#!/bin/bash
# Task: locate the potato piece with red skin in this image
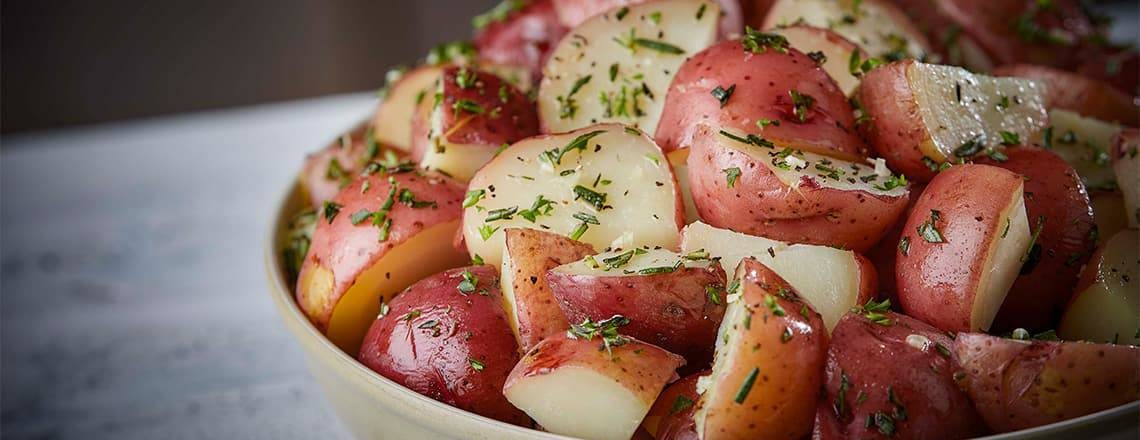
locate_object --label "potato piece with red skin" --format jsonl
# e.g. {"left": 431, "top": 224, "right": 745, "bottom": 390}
{"left": 299, "top": 121, "right": 408, "bottom": 208}
{"left": 473, "top": 0, "right": 567, "bottom": 85}
{"left": 1058, "top": 229, "right": 1140, "bottom": 345}
{"left": 687, "top": 124, "right": 909, "bottom": 251}
{"left": 954, "top": 332, "right": 1140, "bottom": 433}
{"left": 501, "top": 228, "right": 596, "bottom": 352}
{"left": 895, "top": 164, "right": 1032, "bottom": 333}
{"left": 857, "top": 60, "right": 1048, "bottom": 182}
{"left": 358, "top": 265, "right": 529, "bottom": 426}
{"left": 295, "top": 170, "right": 470, "bottom": 353}
{"left": 694, "top": 258, "right": 829, "bottom": 440}
{"left": 546, "top": 248, "right": 727, "bottom": 365}
{"left": 643, "top": 371, "right": 704, "bottom": 440}
{"left": 974, "top": 147, "right": 1096, "bottom": 332}
{"left": 655, "top": 38, "right": 867, "bottom": 160}
{"left": 770, "top": 25, "right": 864, "bottom": 96}
{"left": 371, "top": 65, "right": 444, "bottom": 152}
{"left": 1112, "top": 128, "right": 1140, "bottom": 228}
{"left": 813, "top": 311, "right": 987, "bottom": 440}
{"left": 550, "top": 0, "right": 744, "bottom": 40}
{"left": 503, "top": 331, "right": 685, "bottom": 440}
{"left": 410, "top": 66, "right": 539, "bottom": 181}
{"left": 864, "top": 183, "right": 923, "bottom": 303}
{"left": 991, "top": 64, "right": 1139, "bottom": 125}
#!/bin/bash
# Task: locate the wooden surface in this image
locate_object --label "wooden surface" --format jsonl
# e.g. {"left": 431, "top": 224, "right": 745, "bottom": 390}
{"left": 1, "top": 94, "right": 377, "bottom": 439}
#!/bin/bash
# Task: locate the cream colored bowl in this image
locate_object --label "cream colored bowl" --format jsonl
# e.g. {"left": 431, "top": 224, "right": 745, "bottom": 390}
{"left": 266, "top": 182, "right": 1138, "bottom": 440}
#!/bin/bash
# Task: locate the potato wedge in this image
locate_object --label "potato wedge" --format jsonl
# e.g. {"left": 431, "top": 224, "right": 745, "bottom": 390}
{"left": 681, "top": 221, "right": 876, "bottom": 330}
{"left": 546, "top": 247, "right": 727, "bottom": 364}
{"left": 814, "top": 310, "right": 986, "bottom": 439}
{"left": 976, "top": 147, "right": 1096, "bottom": 332}
{"left": 857, "top": 60, "right": 1048, "bottom": 181}
{"left": 473, "top": 0, "right": 568, "bottom": 86}
{"left": 504, "top": 327, "right": 685, "bottom": 440}
{"left": 1034, "top": 109, "right": 1122, "bottom": 192}
{"left": 372, "top": 66, "right": 445, "bottom": 152}
{"left": 643, "top": 371, "right": 703, "bottom": 440}
{"left": 300, "top": 121, "right": 407, "bottom": 208}
{"left": 895, "top": 164, "right": 1031, "bottom": 332}
{"left": 992, "top": 64, "right": 1139, "bottom": 125}
{"left": 955, "top": 332, "right": 1140, "bottom": 433}
{"left": 501, "top": 227, "right": 596, "bottom": 352}
{"left": 410, "top": 66, "right": 539, "bottom": 181}
{"left": 694, "top": 258, "right": 828, "bottom": 440}
{"left": 296, "top": 170, "right": 470, "bottom": 353}
{"left": 770, "top": 25, "right": 863, "bottom": 96}
{"left": 462, "top": 124, "right": 684, "bottom": 268}
{"left": 538, "top": 0, "right": 720, "bottom": 134}
{"left": 688, "top": 125, "right": 909, "bottom": 250}
{"left": 657, "top": 36, "right": 867, "bottom": 160}
{"left": 1112, "top": 128, "right": 1140, "bottom": 228}
{"left": 1058, "top": 229, "right": 1139, "bottom": 345}
{"left": 358, "top": 266, "right": 528, "bottom": 425}
{"left": 761, "top": 0, "right": 931, "bottom": 62}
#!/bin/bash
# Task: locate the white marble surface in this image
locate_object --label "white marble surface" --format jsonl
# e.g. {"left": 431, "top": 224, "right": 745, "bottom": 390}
{"left": 1, "top": 93, "right": 378, "bottom": 439}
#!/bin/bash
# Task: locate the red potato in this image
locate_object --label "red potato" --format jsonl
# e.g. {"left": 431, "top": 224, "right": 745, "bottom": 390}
{"left": 551, "top": 0, "right": 744, "bottom": 40}
{"left": 954, "top": 332, "right": 1140, "bottom": 433}
{"left": 770, "top": 25, "right": 863, "bottom": 96}
{"left": 1058, "top": 229, "right": 1139, "bottom": 345}
{"left": 687, "top": 125, "right": 910, "bottom": 251}
{"left": 694, "top": 258, "right": 829, "bottom": 440}
{"left": 462, "top": 124, "right": 684, "bottom": 269}
{"left": 410, "top": 66, "right": 539, "bottom": 181}
{"left": 546, "top": 247, "right": 727, "bottom": 365}
{"left": 656, "top": 36, "right": 868, "bottom": 160}
{"left": 371, "top": 66, "right": 445, "bottom": 152}
{"left": 1112, "top": 129, "right": 1140, "bottom": 228}
{"left": 643, "top": 371, "right": 703, "bottom": 440}
{"left": 992, "top": 64, "right": 1139, "bottom": 126}
{"left": 1036, "top": 109, "right": 1122, "bottom": 192}
{"left": 501, "top": 228, "right": 596, "bottom": 352}
{"left": 761, "top": 0, "right": 931, "bottom": 62}
{"left": 976, "top": 147, "right": 1096, "bottom": 332}
{"left": 295, "top": 170, "right": 470, "bottom": 353}
{"left": 682, "top": 221, "right": 877, "bottom": 330}
{"left": 473, "top": 0, "right": 568, "bottom": 86}
{"left": 864, "top": 182, "right": 923, "bottom": 303}
{"left": 857, "top": 60, "right": 1048, "bottom": 182}
{"left": 299, "top": 121, "right": 407, "bottom": 208}
{"left": 814, "top": 311, "right": 986, "bottom": 440}
{"left": 1075, "top": 48, "right": 1140, "bottom": 97}
{"left": 538, "top": 0, "right": 720, "bottom": 135}
{"left": 895, "top": 164, "right": 1032, "bottom": 333}
{"left": 358, "top": 266, "right": 528, "bottom": 426}
{"left": 503, "top": 329, "right": 685, "bottom": 440}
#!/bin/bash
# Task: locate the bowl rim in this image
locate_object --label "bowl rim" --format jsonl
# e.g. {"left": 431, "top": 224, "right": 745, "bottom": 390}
{"left": 266, "top": 179, "right": 1138, "bottom": 439}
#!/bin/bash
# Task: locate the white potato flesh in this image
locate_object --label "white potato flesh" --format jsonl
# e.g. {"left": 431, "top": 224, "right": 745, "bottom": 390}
{"left": 463, "top": 124, "right": 681, "bottom": 268}
{"left": 1058, "top": 229, "right": 1139, "bottom": 345}
{"left": 538, "top": 0, "right": 719, "bottom": 134}
{"left": 504, "top": 368, "right": 647, "bottom": 440}
{"left": 553, "top": 247, "right": 714, "bottom": 276}
{"left": 1034, "top": 109, "right": 1121, "bottom": 191}
{"left": 500, "top": 250, "right": 524, "bottom": 339}
{"left": 909, "top": 63, "right": 1048, "bottom": 161}
{"left": 1113, "top": 136, "right": 1139, "bottom": 228}
{"left": 762, "top": 0, "right": 928, "bottom": 60}
{"left": 372, "top": 67, "right": 442, "bottom": 151}
{"left": 717, "top": 127, "right": 908, "bottom": 197}
{"left": 971, "top": 188, "right": 1031, "bottom": 331}
{"left": 681, "top": 221, "right": 861, "bottom": 330}
{"left": 771, "top": 26, "right": 861, "bottom": 96}
{"left": 693, "top": 281, "right": 747, "bottom": 435}
{"left": 668, "top": 150, "right": 700, "bottom": 223}
{"left": 420, "top": 105, "right": 498, "bottom": 182}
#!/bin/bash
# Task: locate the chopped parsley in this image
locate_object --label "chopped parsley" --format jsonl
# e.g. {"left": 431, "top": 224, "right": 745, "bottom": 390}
{"left": 322, "top": 201, "right": 343, "bottom": 224}
{"left": 457, "top": 270, "right": 478, "bottom": 294}
{"left": 741, "top": 27, "right": 789, "bottom": 54}
{"left": 789, "top": 90, "right": 815, "bottom": 123}
{"left": 633, "top": 38, "right": 685, "bottom": 54}
{"left": 734, "top": 367, "right": 760, "bottom": 403}
{"left": 711, "top": 84, "right": 736, "bottom": 108}
{"left": 724, "top": 167, "right": 742, "bottom": 188}
{"left": 567, "top": 315, "right": 631, "bottom": 355}
{"left": 917, "top": 210, "right": 945, "bottom": 243}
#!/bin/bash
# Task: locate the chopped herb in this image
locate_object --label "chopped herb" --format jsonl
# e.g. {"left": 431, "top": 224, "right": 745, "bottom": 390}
{"left": 998, "top": 131, "right": 1020, "bottom": 146}
{"left": 615, "top": 6, "right": 630, "bottom": 20}
{"left": 756, "top": 118, "right": 780, "bottom": 130}
{"left": 573, "top": 211, "right": 601, "bottom": 225}
{"left": 987, "top": 148, "right": 1009, "bottom": 162}
{"left": 670, "top": 395, "right": 694, "bottom": 414}
{"left": 468, "top": 358, "right": 486, "bottom": 371}
{"left": 398, "top": 188, "right": 437, "bottom": 208}
{"left": 609, "top": 63, "right": 619, "bottom": 81}
{"left": 869, "top": 411, "right": 897, "bottom": 436}
{"left": 734, "top": 367, "right": 760, "bottom": 403}
{"left": 834, "top": 372, "right": 851, "bottom": 418}
{"left": 638, "top": 261, "right": 683, "bottom": 275}
{"left": 350, "top": 209, "right": 373, "bottom": 225}
{"left": 954, "top": 135, "right": 984, "bottom": 158}
{"left": 781, "top": 327, "right": 794, "bottom": 342}
{"left": 649, "top": 11, "right": 662, "bottom": 24}
{"left": 706, "top": 285, "right": 723, "bottom": 305}
{"left": 457, "top": 269, "right": 478, "bottom": 294}
{"left": 567, "top": 315, "right": 631, "bottom": 355}
{"left": 633, "top": 38, "right": 685, "bottom": 54}
{"left": 573, "top": 185, "right": 608, "bottom": 210}
{"left": 873, "top": 174, "right": 908, "bottom": 191}
{"left": 711, "top": 84, "right": 736, "bottom": 108}
{"left": 326, "top": 158, "right": 351, "bottom": 187}
{"left": 569, "top": 75, "right": 592, "bottom": 97}
{"left": 898, "top": 236, "right": 910, "bottom": 256}
{"left": 789, "top": 90, "right": 815, "bottom": 123}
{"left": 854, "top": 298, "right": 892, "bottom": 325}
{"left": 462, "top": 189, "right": 486, "bottom": 208}
{"left": 452, "top": 99, "right": 485, "bottom": 116}
{"left": 478, "top": 224, "right": 499, "bottom": 241}
{"left": 807, "top": 51, "right": 827, "bottom": 65}
{"left": 541, "top": 130, "right": 606, "bottom": 166}
{"left": 724, "top": 167, "right": 742, "bottom": 188}
{"left": 741, "top": 27, "right": 789, "bottom": 54}
{"left": 569, "top": 221, "right": 589, "bottom": 240}
{"left": 454, "top": 67, "right": 476, "bottom": 89}
{"left": 763, "top": 294, "right": 787, "bottom": 317}
{"left": 471, "top": 254, "right": 484, "bottom": 265}
{"left": 485, "top": 206, "right": 518, "bottom": 222}
{"left": 1020, "top": 215, "right": 1046, "bottom": 274}
{"left": 322, "top": 201, "right": 343, "bottom": 224}
{"left": 917, "top": 210, "right": 945, "bottom": 243}
{"left": 719, "top": 130, "right": 774, "bottom": 148}
{"left": 518, "top": 195, "right": 555, "bottom": 222}
{"left": 696, "top": 3, "right": 708, "bottom": 19}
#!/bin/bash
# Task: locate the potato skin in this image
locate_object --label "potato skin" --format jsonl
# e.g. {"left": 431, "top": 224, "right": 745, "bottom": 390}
{"left": 358, "top": 266, "right": 529, "bottom": 426}
{"left": 545, "top": 259, "right": 727, "bottom": 366}
{"left": 656, "top": 39, "right": 866, "bottom": 160}
{"left": 976, "top": 147, "right": 1096, "bottom": 332}
{"left": 895, "top": 164, "right": 1024, "bottom": 332}
{"left": 813, "top": 312, "right": 986, "bottom": 440}
{"left": 687, "top": 124, "right": 909, "bottom": 251}
{"left": 698, "top": 258, "right": 829, "bottom": 440}
{"left": 954, "top": 333, "right": 1140, "bottom": 433}
{"left": 296, "top": 170, "right": 466, "bottom": 330}
{"left": 857, "top": 60, "right": 939, "bottom": 182}
{"left": 865, "top": 183, "right": 924, "bottom": 302}
{"left": 503, "top": 228, "right": 596, "bottom": 352}
{"left": 473, "top": 0, "right": 567, "bottom": 85}
{"left": 643, "top": 371, "right": 703, "bottom": 440}
{"left": 991, "top": 64, "right": 1139, "bottom": 125}
{"left": 1112, "top": 129, "right": 1140, "bottom": 228}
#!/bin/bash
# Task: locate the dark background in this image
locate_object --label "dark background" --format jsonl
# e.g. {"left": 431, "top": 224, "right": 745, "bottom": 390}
{"left": 1, "top": 0, "right": 497, "bottom": 134}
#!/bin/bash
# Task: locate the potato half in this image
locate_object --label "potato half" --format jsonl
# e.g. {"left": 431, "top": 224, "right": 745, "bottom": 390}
{"left": 462, "top": 123, "right": 684, "bottom": 268}
{"left": 681, "top": 221, "right": 876, "bottom": 331}
{"left": 501, "top": 227, "right": 596, "bottom": 352}
{"left": 538, "top": 0, "right": 720, "bottom": 134}
{"left": 1058, "top": 229, "right": 1140, "bottom": 345}
{"left": 1034, "top": 109, "right": 1122, "bottom": 192}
